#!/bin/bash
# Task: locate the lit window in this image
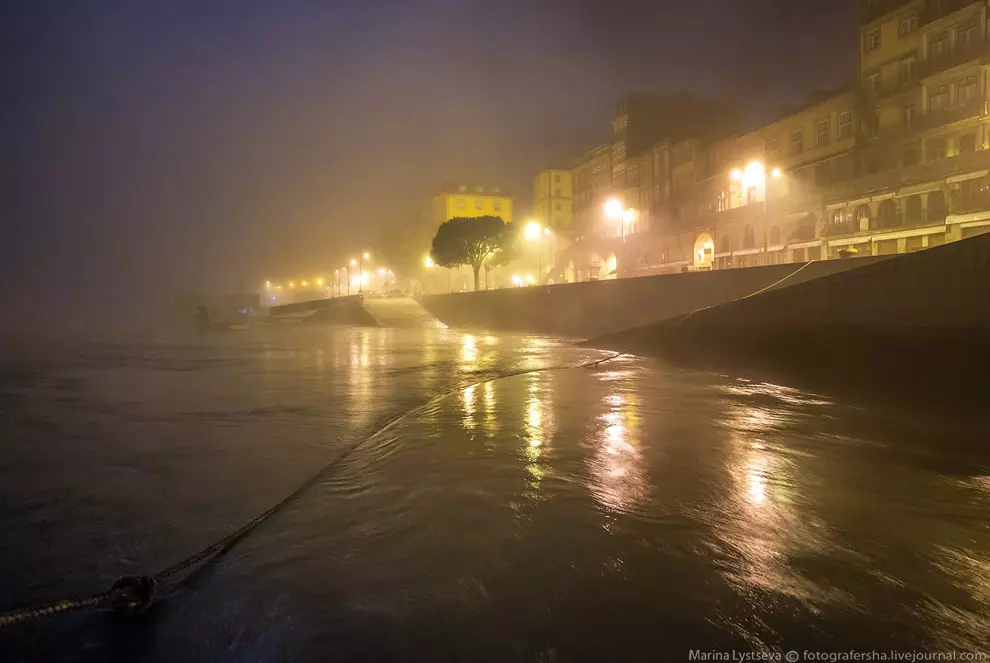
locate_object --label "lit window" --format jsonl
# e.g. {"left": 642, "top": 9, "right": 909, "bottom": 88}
{"left": 458, "top": 185, "right": 467, "bottom": 192}
{"left": 493, "top": 200, "right": 502, "bottom": 211}
{"left": 866, "top": 28, "right": 881, "bottom": 52}
{"left": 456, "top": 197, "right": 466, "bottom": 210}
{"left": 815, "top": 119, "right": 830, "bottom": 147}
{"left": 790, "top": 129, "right": 804, "bottom": 155}
{"left": 475, "top": 198, "right": 484, "bottom": 210}
{"left": 899, "top": 12, "right": 917, "bottom": 36}
{"left": 838, "top": 111, "right": 853, "bottom": 139}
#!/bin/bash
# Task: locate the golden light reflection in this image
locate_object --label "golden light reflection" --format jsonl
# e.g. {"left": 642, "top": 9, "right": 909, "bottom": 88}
{"left": 482, "top": 380, "right": 498, "bottom": 437}
{"left": 521, "top": 371, "right": 555, "bottom": 500}
{"left": 705, "top": 390, "right": 828, "bottom": 605}
{"left": 461, "top": 383, "right": 477, "bottom": 431}
{"left": 460, "top": 334, "right": 478, "bottom": 369}
{"left": 588, "top": 386, "right": 646, "bottom": 514}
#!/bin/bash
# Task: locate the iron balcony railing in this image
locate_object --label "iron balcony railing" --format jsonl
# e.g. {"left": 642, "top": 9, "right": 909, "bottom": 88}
{"left": 921, "top": 0, "right": 983, "bottom": 26}
{"left": 918, "top": 38, "right": 988, "bottom": 78}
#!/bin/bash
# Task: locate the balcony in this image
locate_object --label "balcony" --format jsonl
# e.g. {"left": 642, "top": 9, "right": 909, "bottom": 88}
{"left": 822, "top": 147, "right": 990, "bottom": 202}
{"left": 919, "top": 38, "right": 987, "bottom": 78}
{"left": 920, "top": 101, "right": 983, "bottom": 130}
{"left": 922, "top": 0, "right": 983, "bottom": 25}
{"left": 862, "top": 75, "right": 920, "bottom": 102}
{"left": 862, "top": 0, "right": 912, "bottom": 24}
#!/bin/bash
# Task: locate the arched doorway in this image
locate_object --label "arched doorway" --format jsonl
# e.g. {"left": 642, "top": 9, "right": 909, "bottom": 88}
{"left": 694, "top": 232, "right": 714, "bottom": 268}
{"left": 604, "top": 253, "right": 617, "bottom": 279}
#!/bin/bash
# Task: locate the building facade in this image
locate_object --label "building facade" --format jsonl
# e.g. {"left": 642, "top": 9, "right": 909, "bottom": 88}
{"left": 550, "top": 0, "right": 990, "bottom": 284}
{"left": 533, "top": 169, "right": 573, "bottom": 233}
{"left": 430, "top": 183, "right": 514, "bottom": 226}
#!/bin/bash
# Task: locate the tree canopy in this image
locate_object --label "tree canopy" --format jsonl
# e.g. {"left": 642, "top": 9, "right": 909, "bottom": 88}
{"left": 430, "top": 215, "right": 506, "bottom": 290}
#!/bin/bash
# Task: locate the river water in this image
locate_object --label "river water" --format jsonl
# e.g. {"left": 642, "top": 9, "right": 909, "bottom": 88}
{"left": 1, "top": 326, "right": 988, "bottom": 661}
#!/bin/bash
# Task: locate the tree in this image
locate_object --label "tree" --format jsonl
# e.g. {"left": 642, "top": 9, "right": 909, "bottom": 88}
{"left": 430, "top": 216, "right": 506, "bottom": 291}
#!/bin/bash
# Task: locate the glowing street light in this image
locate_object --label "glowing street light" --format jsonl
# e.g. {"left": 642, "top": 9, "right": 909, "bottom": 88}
{"left": 604, "top": 198, "right": 623, "bottom": 220}
{"left": 511, "top": 274, "right": 523, "bottom": 287}
{"left": 728, "top": 161, "right": 784, "bottom": 262}
{"left": 316, "top": 277, "right": 324, "bottom": 286}
{"left": 362, "top": 252, "right": 370, "bottom": 260}
{"left": 350, "top": 259, "right": 357, "bottom": 266}
{"left": 771, "top": 167, "right": 782, "bottom": 178}
{"left": 424, "top": 255, "right": 434, "bottom": 268}
{"left": 524, "top": 220, "right": 542, "bottom": 240}
{"left": 289, "top": 282, "right": 296, "bottom": 288}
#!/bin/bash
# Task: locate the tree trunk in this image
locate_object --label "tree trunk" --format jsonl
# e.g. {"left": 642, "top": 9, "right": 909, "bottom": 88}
{"left": 472, "top": 263, "right": 481, "bottom": 291}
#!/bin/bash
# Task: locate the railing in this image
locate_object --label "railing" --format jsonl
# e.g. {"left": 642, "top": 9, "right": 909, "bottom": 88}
{"left": 922, "top": 0, "right": 982, "bottom": 25}
{"left": 862, "top": 74, "right": 919, "bottom": 101}
{"left": 919, "top": 39, "right": 987, "bottom": 78}
{"left": 862, "top": 0, "right": 912, "bottom": 24}
{"left": 920, "top": 102, "right": 983, "bottom": 130}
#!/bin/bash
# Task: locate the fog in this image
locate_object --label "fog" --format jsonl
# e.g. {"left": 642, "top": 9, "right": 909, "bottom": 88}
{"left": 0, "top": 0, "right": 856, "bottom": 332}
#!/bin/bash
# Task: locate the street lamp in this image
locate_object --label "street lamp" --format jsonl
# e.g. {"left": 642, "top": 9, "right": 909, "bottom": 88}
{"left": 731, "top": 161, "right": 782, "bottom": 264}
{"left": 357, "top": 252, "right": 370, "bottom": 293}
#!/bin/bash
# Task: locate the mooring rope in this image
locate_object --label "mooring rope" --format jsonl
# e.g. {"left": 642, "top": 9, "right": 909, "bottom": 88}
{"left": 0, "top": 351, "right": 625, "bottom": 628}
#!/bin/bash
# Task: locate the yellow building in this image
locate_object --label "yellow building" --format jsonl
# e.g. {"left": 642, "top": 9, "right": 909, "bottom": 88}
{"left": 430, "top": 183, "right": 513, "bottom": 226}
{"left": 533, "top": 169, "right": 572, "bottom": 232}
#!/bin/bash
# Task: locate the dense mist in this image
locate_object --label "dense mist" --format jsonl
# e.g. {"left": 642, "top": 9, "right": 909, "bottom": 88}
{"left": 0, "top": 0, "right": 856, "bottom": 332}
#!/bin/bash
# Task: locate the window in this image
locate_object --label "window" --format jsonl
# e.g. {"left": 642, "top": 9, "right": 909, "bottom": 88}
{"left": 475, "top": 198, "right": 484, "bottom": 210}
{"left": 958, "top": 75, "right": 978, "bottom": 107}
{"left": 900, "top": 12, "right": 917, "bottom": 36}
{"left": 474, "top": 185, "right": 483, "bottom": 192}
{"left": 769, "top": 226, "right": 781, "bottom": 245}
{"left": 838, "top": 111, "right": 853, "bottom": 139}
{"left": 959, "top": 20, "right": 978, "bottom": 49}
{"left": 554, "top": 174, "right": 561, "bottom": 183}
{"left": 493, "top": 200, "right": 502, "bottom": 211}
{"left": 867, "top": 72, "right": 880, "bottom": 94}
{"left": 554, "top": 202, "right": 561, "bottom": 212}
{"left": 930, "top": 31, "right": 949, "bottom": 59}
{"left": 455, "top": 197, "right": 466, "bottom": 210}
{"left": 959, "top": 133, "right": 977, "bottom": 153}
{"left": 902, "top": 103, "right": 915, "bottom": 129}
{"left": 790, "top": 129, "right": 804, "bottom": 155}
{"left": 766, "top": 138, "right": 779, "bottom": 158}
{"left": 900, "top": 57, "right": 915, "bottom": 83}
{"left": 743, "top": 226, "right": 755, "bottom": 249}
{"left": 492, "top": 187, "right": 501, "bottom": 193}
{"left": 927, "top": 136, "right": 946, "bottom": 161}
{"left": 458, "top": 185, "right": 467, "bottom": 192}
{"left": 929, "top": 85, "right": 949, "bottom": 112}
{"left": 866, "top": 28, "right": 881, "bottom": 51}
{"left": 554, "top": 187, "right": 561, "bottom": 197}
{"left": 815, "top": 119, "right": 830, "bottom": 147}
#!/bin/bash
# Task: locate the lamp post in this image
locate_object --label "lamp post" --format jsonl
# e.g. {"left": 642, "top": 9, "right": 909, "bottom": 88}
{"left": 731, "top": 162, "right": 782, "bottom": 265}
{"left": 604, "top": 198, "right": 635, "bottom": 278}
{"left": 358, "top": 252, "right": 370, "bottom": 294}
{"left": 349, "top": 259, "right": 357, "bottom": 296}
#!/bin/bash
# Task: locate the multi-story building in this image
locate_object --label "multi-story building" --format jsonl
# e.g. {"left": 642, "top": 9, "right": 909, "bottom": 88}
{"left": 550, "top": 0, "right": 990, "bottom": 284}
{"left": 430, "top": 183, "right": 513, "bottom": 226}
{"left": 532, "top": 168, "right": 572, "bottom": 233}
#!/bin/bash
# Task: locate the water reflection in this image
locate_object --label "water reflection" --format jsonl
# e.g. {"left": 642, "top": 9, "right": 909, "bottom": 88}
{"left": 708, "top": 384, "right": 834, "bottom": 605}
{"left": 482, "top": 380, "right": 498, "bottom": 438}
{"left": 348, "top": 330, "right": 374, "bottom": 426}
{"left": 587, "top": 365, "right": 647, "bottom": 514}
{"left": 462, "top": 383, "right": 477, "bottom": 431}
{"left": 521, "top": 371, "right": 554, "bottom": 500}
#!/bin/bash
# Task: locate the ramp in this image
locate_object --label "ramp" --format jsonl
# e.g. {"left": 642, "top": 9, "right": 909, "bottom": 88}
{"left": 361, "top": 297, "right": 445, "bottom": 329}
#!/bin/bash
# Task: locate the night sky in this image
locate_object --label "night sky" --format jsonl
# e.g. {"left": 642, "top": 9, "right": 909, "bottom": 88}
{"left": 1, "top": 0, "right": 857, "bottom": 329}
